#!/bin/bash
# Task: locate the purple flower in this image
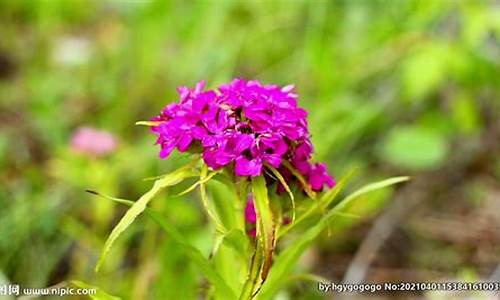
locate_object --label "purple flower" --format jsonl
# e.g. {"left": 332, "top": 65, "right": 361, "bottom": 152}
{"left": 235, "top": 156, "right": 262, "bottom": 177}
{"left": 245, "top": 199, "right": 257, "bottom": 224}
{"left": 308, "top": 163, "right": 335, "bottom": 192}
{"left": 150, "top": 79, "right": 335, "bottom": 193}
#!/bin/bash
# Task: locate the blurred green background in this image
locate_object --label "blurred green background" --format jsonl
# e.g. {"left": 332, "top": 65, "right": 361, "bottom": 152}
{"left": 1, "top": 0, "right": 499, "bottom": 299}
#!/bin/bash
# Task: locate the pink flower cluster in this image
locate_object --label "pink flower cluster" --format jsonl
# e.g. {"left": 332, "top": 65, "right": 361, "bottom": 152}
{"left": 151, "top": 79, "right": 334, "bottom": 192}
{"left": 70, "top": 127, "right": 116, "bottom": 157}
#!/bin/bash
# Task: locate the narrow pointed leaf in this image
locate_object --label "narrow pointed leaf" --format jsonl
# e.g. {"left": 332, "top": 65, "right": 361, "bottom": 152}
{"left": 95, "top": 166, "right": 197, "bottom": 272}
{"left": 259, "top": 176, "right": 409, "bottom": 299}
{"left": 337, "top": 176, "right": 409, "bottom": 210}
{"left": 239, "top": 240, "right": 264, "bottom": 300}
{"left": 209, "top": 176, "right": 243, "bottom": 232}
{"left": 89, "top": 192, "right": 237, "bottom": 300}
{"left": 135, "top": 121, "right": 163, "bottom": 126}
{"left": 281, "top": 161, "right": 316, "bottom": 199}
{"left": 176, "top": 170, "right": 219, "bottom": 196}
{"left": 220, "top": 229, "right": 249, "bottom": 260}
{"left": 199, "top": 164, "right": 227, "bottom": 233}
{"left": 278, "top": 170, "right": 353, "bottom": 238}
{"left": 318, "top": 168, "right": 357, "bottom": 210}
{"left": 266, "top": 165, "right": 295, "bottom": 223}
{"left": 251, "top": 175, "right": 276, "bottom": 281}
{"left": 146, "top": 209, "right": 237, "bottom": 300}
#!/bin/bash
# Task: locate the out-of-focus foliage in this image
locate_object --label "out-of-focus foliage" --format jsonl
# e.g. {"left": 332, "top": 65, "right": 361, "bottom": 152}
{"left": 0, "top": 0, "right": 499, "bottom": 299}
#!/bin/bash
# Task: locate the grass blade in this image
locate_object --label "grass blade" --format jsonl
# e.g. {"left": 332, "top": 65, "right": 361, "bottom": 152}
{"left": 335, "top": 176, "right": 409, "bottom": 211}
{"left": 259, "top": 176, "right": 409, "bottom": 299}
{"left": 175, "top": 169, "right": 219, "bottom": 196}
{"left": 251, "top": 175, "right": 276, "bottom": 282}
{"left": 94, "top": 165, "right": 197, "bottom": 272}
{"left": 278, "top": 169, "right": 354, "bottom": 238}
{"left": 281, "top": 161, "right": 316, "bottom": 199}
{"left": 89, "top": 192, "right": 237, "bottom": 300}
{"left": 266, "top": 165, "right": 295, "bottom": 223}
{"left": 199, "top": 164, "right": 227, "bottom": 234}
{"left": 135, "top": 121, "right": 163, "bottom": 126}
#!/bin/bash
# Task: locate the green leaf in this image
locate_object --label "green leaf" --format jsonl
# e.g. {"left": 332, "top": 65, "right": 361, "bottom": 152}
{"left": 135, "top": 120, "right": 162, "bottom": 126}
{"left": 281, "top": 161, "right": 316, "bottom": 199}
{"left": 239, "top": 239, "right": 264, "bottom": 300}
{"left": 251, "top": 175, "right": 276, "bottom": 282}
{"left": 209, "top": 175, "right": 244, "bottom": 232}
{"left": 278, "top": 169, "right": 355, "bottom": 238}
{"left": 239, "top": 176, "right": 276, "bottom": 299}
{"left": 213, "top": 229, "right": 249, "bottom": 294}
{"left": 258, "top": 176, "right": 409, "bottom": 299}
{"left": 318, "top": 168, "right": 357, "bottom": 210}
{"left": 339, "top": 176, "right": 409, "bottom": 209}
{"left": 146, "top": 209, "right": 237, "bottom": 300}
{"left": 211, "top": 228, "right": 249, "bottom": 266}
{"left": 198, "top": 164, "right": 227, "bottom": 234}
{"left": 175, "top": 168, "right": 219, "bottom": 196}
{"left": 71, "top": 280, "right": 121, "bottom": 300}
{"left": 89, "top": 192, "right": 237, "bottom": 300}
{"left": 219, "top": 229, "right": 249, "bottom": 260}
{"left": 266, "top": 165, "right": 295, "bottom": 222}
{"left": 379, "top": 126, "right": 448, "bottom": 170}
{"left": 94, "top": 164, "right": 197, "bottom": 272}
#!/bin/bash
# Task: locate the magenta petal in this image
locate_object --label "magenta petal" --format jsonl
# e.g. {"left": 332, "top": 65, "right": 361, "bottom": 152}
{"left": 202, "top": 135, "right": 218, "bottom": 147}
{"left": 308, "top": 163, "right": 335, "bottom": 191}
{"left": 202, "top": 148, "right": 221, "bottom": 169}
{"left": 194, "top": 80, "right": 206, "bottom": 93}
{"left": 192, "top": 96, "right": 208, "bottom": 112}
{"left": 292, "top": 158, "right": 310, "bottom": 175}
{"left": 177, "top": 86, "right": 190, "bottom": 102}
{"left": 177, "top": 134, "right": 193, "bottom": 152}
{"left": 326, "top": 176, "right": 335, "bottom": 188}
{"left": 234, "top": 134, "right": 254, "bottom": 154}
{"left": 191, "top": 126, "right": 208, "bottom": 139}
{"left": 281, "top": 84, "right": 295, "bottom": 93}
{"left": 215, "top": 151, "right": 233, "bottom": 166}
{"left": 159, "top": 142, "right": 175, "bottom": 159}
{"left": 308, "top": 173, "right": 323, "bottom": 191}
{"left": 235, "top": 156, "right": 262, "bottom": 177}
{"left": 217, "top": 109, "right": 229, "bottom": 130}
{"left": 264, "top": 153, "right": 282, "bottom": 168}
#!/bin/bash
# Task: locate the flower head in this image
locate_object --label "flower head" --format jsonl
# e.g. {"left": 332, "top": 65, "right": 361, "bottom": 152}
{"left": 151, "top": 79, "right": 334, "bottom": 192}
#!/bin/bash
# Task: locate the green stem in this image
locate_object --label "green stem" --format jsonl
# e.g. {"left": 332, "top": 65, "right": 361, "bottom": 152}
{"left": 235, "top": 178, "right": 248, "bottom": 232}
{"left": 238, "top": 241, "right": 262, "bottom": 300}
